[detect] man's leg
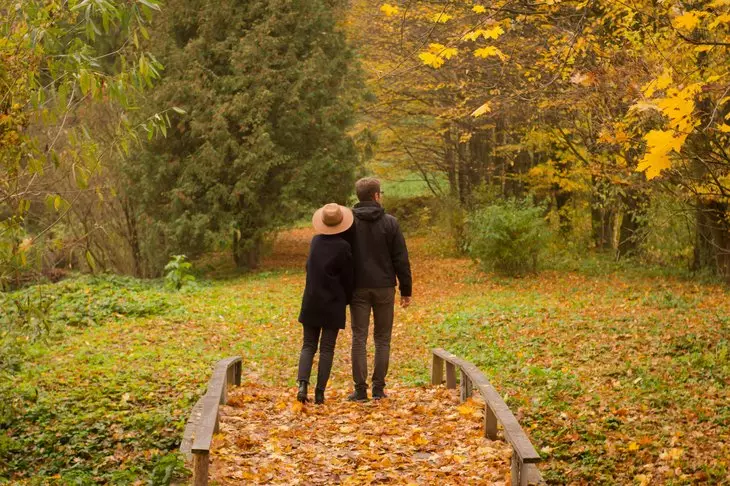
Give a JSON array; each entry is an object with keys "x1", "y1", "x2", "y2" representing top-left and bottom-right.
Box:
[
  {"x1": 371, "y1": 287, "x2": 396, "y2": 392},
  {"x1": 297, "y1": 325, "x2": 321, "y2": 383},
  {"x1": 315, "y1": 328, "x2": 340, "y2": 391},
  {"x1": 350, "y1": 288, "x2": 371, "y2": 392}
]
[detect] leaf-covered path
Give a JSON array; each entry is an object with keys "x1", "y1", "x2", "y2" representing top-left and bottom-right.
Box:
[{"x1": 209, "y1": 384, "x2": 512, "y2": 485}]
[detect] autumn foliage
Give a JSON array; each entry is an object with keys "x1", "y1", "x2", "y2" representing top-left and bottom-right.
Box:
[{"x1": 349, "y1": 0, "x2": 730, "y2": 279}]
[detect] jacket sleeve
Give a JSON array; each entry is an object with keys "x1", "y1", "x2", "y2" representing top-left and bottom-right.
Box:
[
  {"x1": 340, "y1": 243, "x2": 355, "y2": 304},
  {"x1": 388, "y1": 217, "x2": 412, "y2": 297}
]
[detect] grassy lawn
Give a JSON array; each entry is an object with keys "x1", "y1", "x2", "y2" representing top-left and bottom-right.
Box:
[{"x1": 2, "y1": 228, "x2": 730, "y2": 484}]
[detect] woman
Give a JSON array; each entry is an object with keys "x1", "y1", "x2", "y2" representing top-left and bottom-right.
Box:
[{"x1": 297, "y1": 203, "x2": 355, "y2": 404}]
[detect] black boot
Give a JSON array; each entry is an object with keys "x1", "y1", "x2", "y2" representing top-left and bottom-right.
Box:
[
  {"x1": 347, "y1": 388, "x2": 369, "y2": 402},
  {"x1": 314, "y1": 388, "x2": 325, "y2": 405},
  {"x1": 297, "y1": 381, "x2": 308, "y2": 403}
]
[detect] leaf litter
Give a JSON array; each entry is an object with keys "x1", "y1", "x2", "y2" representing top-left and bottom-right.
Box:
[{"x1": 210, "y1": 384, "x2": 512, "y2": 485}]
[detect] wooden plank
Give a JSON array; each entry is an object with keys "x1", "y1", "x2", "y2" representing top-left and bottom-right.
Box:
[
  {"x1": 193, "y1": 451, "x2": 209, "y2": 486},
  {"x1": 484, "y1": 403, "x2": 498, "y2": 440},
  {"x1": 460, "y1": 369, "x2": 472, "y2": 402},
  {"x1": 511, "y1": 450, "x2": 520, "y2": 486},
  {"x1": 234, "y1": 361, "x2": 242, "y2": 386},
  {"x1": 435, "y1": 351, "x2": 541, "y2": 464},
  {"x1": 192, "y1": 394, "x2": 220, "y2": 453},
  {"x1": 431, "y1": 354, "x2": 444, "y2": 385},
  {"x1": 521, "y1": 464, "x2": 546, "y2": 486},
  {"x1": 474, "y1": 383, "x2": 540, "y2": 463},
  {"x1": 180, "y1": 396, "x2": 206, "y2": 461},
  {"x1": 445, "y1": 362, "x2": 457, "y2": 389}
]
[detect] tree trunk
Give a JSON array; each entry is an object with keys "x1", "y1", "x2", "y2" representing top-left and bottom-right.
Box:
[
  {"x1": 445, "y1": 128, "x2": 457, "y2": 199},
  {"x1": 122, "y1": 198, "x2": 143, "y2": 277},
  {"x1": 693, "y1": 199, "x2": 730, "y2": 281},
  {"x1": 233, "y1": 230, "x2": 263, "y2": 269},
  {"x1": 616, "y1": 190, "x2": 648, "y2": 259}
]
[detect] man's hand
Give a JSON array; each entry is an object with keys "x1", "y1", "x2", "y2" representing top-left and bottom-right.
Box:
[{"x1": 400, "y1": 296, "x2": 412, "y2": 308}]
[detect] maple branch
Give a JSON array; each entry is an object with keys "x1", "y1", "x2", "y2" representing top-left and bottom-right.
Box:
[{"x1": 674, "y1": 30, "x2": 730, "y2": 47}]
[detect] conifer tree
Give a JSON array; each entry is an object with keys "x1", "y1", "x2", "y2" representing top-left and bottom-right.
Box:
[{"x1": 135, "y1": 0, "x2": 362, "y2": 269}]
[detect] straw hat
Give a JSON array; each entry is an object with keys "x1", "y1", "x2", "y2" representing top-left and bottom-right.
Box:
[{"x1": 312, "y1": 203, "x2": 354, "y2": 235}]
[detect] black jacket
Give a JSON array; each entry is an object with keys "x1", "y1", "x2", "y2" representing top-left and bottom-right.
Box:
[
  {"x1": 298, "y1": 234, "x2": 354, "y2": 329},
  {"x1": 352, "y1": 201, "x2": 412, "y2": 296}
]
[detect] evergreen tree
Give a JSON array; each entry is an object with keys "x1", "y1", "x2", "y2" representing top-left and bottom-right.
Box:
[{"x1": 133, "y1": 0, "x2": 362, "y2": 270}]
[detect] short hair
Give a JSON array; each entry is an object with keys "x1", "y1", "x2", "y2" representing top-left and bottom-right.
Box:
[{"x1": 355, "y1": 177, "x2": 381, "y2": 202}]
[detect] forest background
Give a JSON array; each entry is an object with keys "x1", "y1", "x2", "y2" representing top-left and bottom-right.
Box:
[{"x1": 1, "y1": 0, "x2": 730, "y2": 483}]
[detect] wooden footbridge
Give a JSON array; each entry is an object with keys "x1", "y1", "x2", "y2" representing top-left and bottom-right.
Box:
[{"x1": 181, "y1": 350, "x2": 545, "y2": 485}]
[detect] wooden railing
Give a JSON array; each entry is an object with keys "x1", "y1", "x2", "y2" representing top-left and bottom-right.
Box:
[
  {"x1": 180, "y1": 356, "x2": 242, "y2": 486},
  {"x1": 431, "y1": 348, "x2": 545, "y2": 486}
]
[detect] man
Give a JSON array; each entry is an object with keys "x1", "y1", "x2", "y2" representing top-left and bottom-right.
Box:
[{"x1": 349, "y1": 177, "x2": 412, "y2": 401}]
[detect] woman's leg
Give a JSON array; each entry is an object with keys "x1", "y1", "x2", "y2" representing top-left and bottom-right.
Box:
[
  {"x1": 315, "y1": 328, "x2": 340, "y2": 391},
  {"x1": 297, "y1": 326, "x2": 321, "y2": 383}
]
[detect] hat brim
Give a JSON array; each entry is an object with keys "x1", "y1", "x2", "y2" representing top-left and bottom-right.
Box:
[{"x1": 312, "y1": 205, "x2": 354, "y2": 235}]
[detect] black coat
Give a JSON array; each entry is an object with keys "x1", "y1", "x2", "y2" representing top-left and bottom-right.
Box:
[
  {"x1": 298, "y1": 234, "x2": 354, "y2": 329},
  {"x1": 352, "y1": 201, "x2": 412, "y2": 296}
]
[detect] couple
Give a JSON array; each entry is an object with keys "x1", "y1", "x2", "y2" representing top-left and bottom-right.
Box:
[{"x1": 296, "y1": 177, "x2": 412, "y2": 405}]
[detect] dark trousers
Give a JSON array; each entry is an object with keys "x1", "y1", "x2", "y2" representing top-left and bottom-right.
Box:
[
  {"x1": 350, "y1": 287, "x2": 395, "y2": 391},
  {"x1": 297, "y1": 325, "x2": 339, "y2": 390}
]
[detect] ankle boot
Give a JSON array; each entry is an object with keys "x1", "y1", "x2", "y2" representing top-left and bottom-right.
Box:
[
  {"x1": 297, "y1": 381, "x2": 308, "y2": 403},
  {"x1": 314, "y1": 388, "x2": 325, "y2": 405}
]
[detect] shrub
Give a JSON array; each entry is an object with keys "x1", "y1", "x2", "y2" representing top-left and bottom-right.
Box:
[
  {"x1": 164, "y1": 255, "x2": 196, "y2": 290},
  {"x1": 466, "y1": 199, "x2": 550, "y2": 275},
  {"x1": 383, "y1": 195, "x2": 440, "y2": 234}
]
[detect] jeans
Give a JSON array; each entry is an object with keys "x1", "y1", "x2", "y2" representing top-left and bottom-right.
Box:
[
  {"x1": 350, "y1": 287, "x2": 395, "y2": 391},
  {"x1": 297, "y1": 325, "x2": 339, "y2": 390}
]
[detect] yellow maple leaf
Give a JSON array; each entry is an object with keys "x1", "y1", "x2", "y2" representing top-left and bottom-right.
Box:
[
  {"x1": 473, "y1": 5, "x2": 486, "y2": 13},
  {"x1": 474, "y1": 46, "x2": 509, "y2": 61},
  {"x1": 481, "y1": 26, "x2": 505, "y2": 39},
  {"x1": 471, "y1": 101, "x2": 491, "y2": 118},
  {"x1": 427, "y1": 43, "x2": 458, "y2": 59},
  {"x1": 719, "y1": 124, "x2": 730, "y2": 133},
  {"x1": 419, "y1": 52, "x2": 445, "y2": 69},
  {"x1": 656, "y1": 83, "x2": 702, "y2": 133},
  {"x1": 431, "y1": 12, "x2": 453, "y2": 23},
  {"x1": 380, "y1": 3, "x2": 399, "y2": 16},
  {"x1": 672, "y1": 11, "x2": 701, "y2": 30},
  {"x1": 463, "y1": 30, "x2": 481, "y2": 41},
  {"x1": 628, "y1": 442, "x2": 640, "y2": 451},
  {"x1": 636, "y1": 130, "x2": 686, "y2": 180}
]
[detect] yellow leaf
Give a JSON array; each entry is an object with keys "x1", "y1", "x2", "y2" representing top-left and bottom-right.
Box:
[
  {"x1": 419, "y1": 52, "x2": 445, "y2": 69},
  {"x1": 431, "y1": 12, "x2": 453, "y2": 23},
  {"x1": 428, "y1": 43, "x2": 458, "y2": 59},
  {"x1": 380, "y1": 3, "x2": 399, "y2": 16},
  {"x1": 481, "y1": 26, "x2": 504, "y2": 39},
  {"x1": 474, "y1": 46, "x2": 509, "y2": 61},
  {"x1": 473, "y1": 5, "x2": 486, "y2": 13},
  {"x1": 636, "y1": 130, "x2": 686, "y2": 180},
  {"x1": 463, "y1": 31, "x2": 481, "y2": 41},
  {"x1": 718, "y1": 124, "x2": 730, "y2": 133},
  {"x1": 629, "y1": 101, "x2": 659, "y2": 113},
  {"x1": 628, "y1": 442, "x2": 640, "y2": 451},
  {"x1": 291, "y1": 401, "x2": 304, "y2": 413},
  {"x1": 471, "y1": 101, "x2": 491, "y2": 118},
  {"x1": 672, "y1": 11, "x2": 701, "y2": 31},
  {"x1": 655, "y1": 70, "x2": 673, "y2": 91}
]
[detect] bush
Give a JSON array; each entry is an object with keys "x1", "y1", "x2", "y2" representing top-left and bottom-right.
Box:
[
  {"x1": 466, "y1": 199, "x2": 550, "y2": 275},
  {"x1": 164, "y1": 255, "x2": 196, "y2": 290},
  {"x1": 383, "y1": 195, "x2": 440, "y2": 234}
]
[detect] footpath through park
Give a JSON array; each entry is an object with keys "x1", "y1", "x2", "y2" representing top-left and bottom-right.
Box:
[{"x1": 181, "y1": 229, "x2": 545, "y2": 485}]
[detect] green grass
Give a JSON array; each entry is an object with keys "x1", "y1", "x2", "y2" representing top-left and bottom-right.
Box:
[{"x1": 2, "y1": 230, "x2": 730, "y2": 484}]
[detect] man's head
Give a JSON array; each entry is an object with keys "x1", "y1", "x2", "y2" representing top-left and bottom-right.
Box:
[{"x1": 355, "y1": 177, "x2": 382, "y2": 203}]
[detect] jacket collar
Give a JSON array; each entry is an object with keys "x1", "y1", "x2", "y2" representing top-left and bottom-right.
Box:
[{"x1": 354, "y1": 201, "x2": 381, "y2": 208}]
